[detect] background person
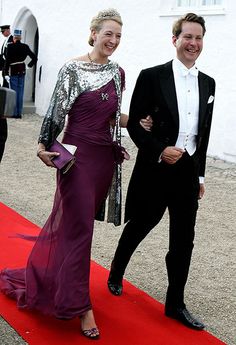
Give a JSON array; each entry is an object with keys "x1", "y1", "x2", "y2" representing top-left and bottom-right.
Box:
[
  {"x1": 107, "y1": 12, "x2": 216, "y2": 331},
  {"x1": 0, "y1": 110, "x2": 7, "y2": 162},
  {"x1": 4, "y1": 29, "x2": 37, "y2": 118},
  {"x1": 0, "y1": 24, "x2": 13, "y2": 87},
  {"x1": 0, "y1": 24, "x2": 13, "y2": 162}
]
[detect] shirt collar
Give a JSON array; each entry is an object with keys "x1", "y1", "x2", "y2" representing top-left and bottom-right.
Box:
[{"x1": 173, "y1": 58, "x2": 199, "y2": 77}]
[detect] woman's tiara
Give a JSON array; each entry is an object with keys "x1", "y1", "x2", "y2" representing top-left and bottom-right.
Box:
[{"x1": 96, "y1": 9, "x2": 120, "y2": 20}]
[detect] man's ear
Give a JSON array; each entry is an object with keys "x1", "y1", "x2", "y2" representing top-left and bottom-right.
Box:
[{"x1": 172, "y1": 35, "x2": 178, "y2": 47}]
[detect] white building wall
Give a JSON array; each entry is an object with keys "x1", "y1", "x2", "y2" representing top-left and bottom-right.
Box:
[{"x1": 0, "y1": 0, "x2": 235, "y2": 162}]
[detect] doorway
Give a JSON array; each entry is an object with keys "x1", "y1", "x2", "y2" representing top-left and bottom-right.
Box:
[{"x1": 13, "y1": 7, "x2": 39, "y2": 110}]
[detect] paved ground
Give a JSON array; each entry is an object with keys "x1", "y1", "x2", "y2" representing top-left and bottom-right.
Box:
[{"x1": 0, "y1": 114, "x2": 235, "y2": 344}]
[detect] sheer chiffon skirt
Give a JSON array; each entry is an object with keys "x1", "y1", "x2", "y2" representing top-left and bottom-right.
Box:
[{"x1": 0, "y1": 141, "x2": 115, "y2": 319}]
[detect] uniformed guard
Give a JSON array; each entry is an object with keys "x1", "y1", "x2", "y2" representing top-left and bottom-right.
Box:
[
  {"x1": 0, "y1": 24, "x2": 13, "y2": 162},
  {"x1": 4, "y1": 29, "x2": 37, "y2": 118}
]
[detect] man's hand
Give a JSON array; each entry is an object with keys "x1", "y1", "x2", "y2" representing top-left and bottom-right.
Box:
[
  {"x1": 4, "y1": 75, "x2": 10, "y2": 84},
  {"x1": 199, "y1": 183, "x2": 205, "y2": 199},
  {"x1": 161, "y1": 146, "x2": 185, "y2": 164}
]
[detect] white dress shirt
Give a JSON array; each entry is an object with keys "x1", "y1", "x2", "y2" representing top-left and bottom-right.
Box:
[
  {"x1": 172, "y1": 58, "x2": 199, "y2": 156},
  {"x1": 172, "y1": 58, "x2": 204, "y2": 183},
  {"x1": 1, "y1": 35, "x2": 11, "y2": 57}
]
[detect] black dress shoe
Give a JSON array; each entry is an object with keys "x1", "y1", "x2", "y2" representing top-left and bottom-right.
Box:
[
  {"x1": 165, "y1": 307, "x2": 205, "y2": 330},
  {"x1": 107, "y1": 269, "x2": 123, "y2": 296},
  {"x1": 107, "y1": 280, "x2": 123, "y2": 296}
]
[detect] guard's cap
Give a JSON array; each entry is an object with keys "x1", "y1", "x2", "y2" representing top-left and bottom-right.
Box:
[
  {"x1": 0, "y1": 25, "x2": 10, "y2": 32},
  {"x1": 13, "y1": 29, "x2": 22, "y2": 37}
]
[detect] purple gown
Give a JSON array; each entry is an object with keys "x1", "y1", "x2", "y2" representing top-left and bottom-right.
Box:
[{"x1": 0, "y1": 77, "x2": 123, "y2": 319}]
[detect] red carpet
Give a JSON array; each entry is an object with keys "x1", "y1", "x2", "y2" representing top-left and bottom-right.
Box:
[{"x1": 0, "y1": 202, "x2": 226, "y2": 345}]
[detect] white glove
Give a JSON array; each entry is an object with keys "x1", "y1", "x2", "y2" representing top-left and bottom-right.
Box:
[{"x1": 4, "y1": 75, "x2": 10, "y2": 83}]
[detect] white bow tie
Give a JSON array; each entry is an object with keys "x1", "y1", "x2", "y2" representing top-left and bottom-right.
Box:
[{"x1": 181, "y1": 66, "x2": 199, "y2": 77}]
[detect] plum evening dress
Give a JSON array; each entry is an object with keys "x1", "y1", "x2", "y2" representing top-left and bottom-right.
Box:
[{"x1": 0, "y1": 69, "x2": 124, "y2": 319}]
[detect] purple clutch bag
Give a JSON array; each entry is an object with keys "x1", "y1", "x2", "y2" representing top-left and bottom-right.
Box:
[{"x1": 49, "y1": 140, "x2": 77, "y2": 174}]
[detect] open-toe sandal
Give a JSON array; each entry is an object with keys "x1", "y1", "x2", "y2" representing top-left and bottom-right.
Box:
[{"x1": 81, "y1": 327, "x2": 100, "y2": 340}]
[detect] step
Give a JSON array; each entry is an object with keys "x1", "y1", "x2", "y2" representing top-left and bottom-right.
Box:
[{"x1": 23, "y1": 101, "x2": 36, "y2": 114}]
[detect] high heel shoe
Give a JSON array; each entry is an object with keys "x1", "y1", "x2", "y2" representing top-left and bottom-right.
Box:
[
  {"x1": 80, "y1": 310, "x2": 100, "y2": 340},
  {"x1": 107, "y1": 264, "x2": 123, "y2": 296},
  {"x1": 81, "y1": 327, "x2": 100, "y2": 340}
]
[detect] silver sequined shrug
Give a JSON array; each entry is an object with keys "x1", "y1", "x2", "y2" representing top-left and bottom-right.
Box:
[
  {"x1": 38, "y1": 59, "x2": 124, "y2": 226},
  {"x1": 39, "y1": 59, "x2": 122, "y2": 147}
]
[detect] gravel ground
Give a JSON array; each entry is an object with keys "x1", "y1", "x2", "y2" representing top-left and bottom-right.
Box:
[{"x1": 0, "y1": 114, "x2": 235, "y2": 345}]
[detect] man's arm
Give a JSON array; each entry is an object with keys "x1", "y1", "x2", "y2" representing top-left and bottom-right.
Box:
[
  {"x1": 127, "y1": 69, "x2": 166, "y2": 159},
  {"x1": 198, "y1": 77, "x2": 216, "y2": 177},
  {"x1": 197, "y1": 77, "x2": 216, "y2": 199},
  {"x1": 27, "y1": 46, "x2": 37, "y2": 67}
]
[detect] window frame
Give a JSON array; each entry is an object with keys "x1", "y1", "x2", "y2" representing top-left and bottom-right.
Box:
[{"x1": 160, "y1": 0, "x2": 226, "y2": 16}]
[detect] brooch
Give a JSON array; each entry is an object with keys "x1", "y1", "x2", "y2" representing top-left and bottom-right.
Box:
[{"x1": 101, "y1": 93, "x2": 109, "y2": 101}]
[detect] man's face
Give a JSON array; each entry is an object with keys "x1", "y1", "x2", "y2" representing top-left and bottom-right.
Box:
[
  {"x1": 172, "y1": 22, "x2": 204, "y2": 68},
  {"x1": 1, "y1": 29, "x2": 10, "y2": 38}
]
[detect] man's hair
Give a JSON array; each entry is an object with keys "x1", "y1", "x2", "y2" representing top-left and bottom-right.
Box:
[{"x1": 172, "y1": 13, "x2": 206, "y2": 37}]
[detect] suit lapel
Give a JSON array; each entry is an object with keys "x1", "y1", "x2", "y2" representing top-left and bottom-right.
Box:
[
  {"x1": 159, "y1": 61, "x2": 179, "y2": 128},
  {"x1": 198, "y1": 72, "x2": 209, "y2": 131},
  {"x1": 158, "y1": 62, "x2": 210, "y2": 132}
]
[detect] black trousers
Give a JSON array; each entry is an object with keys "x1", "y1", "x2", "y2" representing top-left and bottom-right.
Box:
[
  {"x1": 0, "y1": 118, "x2": 7, "y2": 162},
  {"x1": 112, "y1": 153, "x2": 199, "y2": 308},
  {"x1": 2, "y1": 76, "x2": 9, "y2": 88},
  {"x1": 0, "y1": 77, "x2": 9, "y2": 162}
]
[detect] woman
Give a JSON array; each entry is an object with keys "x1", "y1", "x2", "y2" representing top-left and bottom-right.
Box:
[{"x1": 0, "y1": 8, "x2": 151, "y2": 340}]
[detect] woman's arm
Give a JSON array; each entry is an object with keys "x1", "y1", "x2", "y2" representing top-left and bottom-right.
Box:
[
  {"x1": 120, "y1": 113, "x2": 153, "y2": 130},
  {"x1": 120, "y1": 113, "x2": 128, "y2": 128}
]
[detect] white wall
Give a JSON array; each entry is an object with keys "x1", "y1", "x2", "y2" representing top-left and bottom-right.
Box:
[{"x1": 0, "y1": 0, "x2": 235, "y2": 162}]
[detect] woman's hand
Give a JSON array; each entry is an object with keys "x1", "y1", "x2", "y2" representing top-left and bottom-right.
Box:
[
  {"x1": 140, "y1": 115, "x2": 153, "y2": 131},
  {"x1": 122, "y1": 148, "x2": 130, "y2": 161},
  {"x1": 37, "y1": 144, "x2": 59, "y2": 168}
]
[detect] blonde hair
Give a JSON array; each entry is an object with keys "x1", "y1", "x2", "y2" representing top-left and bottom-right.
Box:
[{"x1": 88, "y1": 8, "x2": 123, "y2": 46}]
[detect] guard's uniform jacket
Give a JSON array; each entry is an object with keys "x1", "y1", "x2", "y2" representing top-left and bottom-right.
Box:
[
  {"x1": 0, "y1": 34, "x2": 13, "y2": 71},
  {"x1": 4, "y1": 40, "x2": 37, "y2": 76}
]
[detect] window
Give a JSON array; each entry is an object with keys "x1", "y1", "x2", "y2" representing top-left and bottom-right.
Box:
[
  {"x1": 160, "y1": 0, "x2": 225, "y2": 16},
  {"x1": 177, "y1": 0, "x2": 197, "y2": 6},
  {"x1": 202, "y1": 0, "x2": 222, "y2": 4},
  {"x1": 177, "y1": 0, "x2": 223, "y2": 7}
]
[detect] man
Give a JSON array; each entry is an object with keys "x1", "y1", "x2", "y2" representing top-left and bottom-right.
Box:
[
  {"x1": 4, "y1": 29, "x2": 37, "y2": 118},
  {"x1": 0, "y1": 24, "x2": 13, "y2": 162},
  {"x1": 107, "y1": 13, "x2": 215, "y2": 330},
  {"x1": 0, "y1": 24, "x2": 13, "y2": 86}
]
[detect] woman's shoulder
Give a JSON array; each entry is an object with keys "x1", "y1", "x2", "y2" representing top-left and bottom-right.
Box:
[
  {"x1": 107, "y1": 60, "x2": 124, "y2": 74},
  {"x1": 61, "y1": 56, "x2": 88, "y2": 69},
  {"x1": 57, "y1": 57, "x2": 88, "y2": 76},
  {"x1": 119, "y1": 66, "x2": 125, "y2": 76},
  {"x1": 70, "y1": 55, "x2": 89, "y2": 63}
]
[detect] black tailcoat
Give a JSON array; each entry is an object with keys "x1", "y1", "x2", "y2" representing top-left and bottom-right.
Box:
[{"x1": 125, "y1": 60, "x2": 215, "y2": 222}]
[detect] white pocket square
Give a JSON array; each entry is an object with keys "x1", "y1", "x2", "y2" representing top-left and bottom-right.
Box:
[{"x1": 207, "y1": 95, "x2": 214, "y2": 104}]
